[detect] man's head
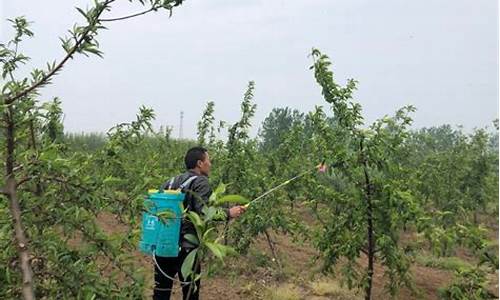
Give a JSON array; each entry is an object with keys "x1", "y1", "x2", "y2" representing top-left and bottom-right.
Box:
[{"x1": 185, "y1": 146, "x2": 211, "y2": 176}]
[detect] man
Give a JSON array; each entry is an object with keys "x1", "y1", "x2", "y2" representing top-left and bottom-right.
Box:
[{"x1": 153, "y1": 146, "x2": 246, "y2": 300}]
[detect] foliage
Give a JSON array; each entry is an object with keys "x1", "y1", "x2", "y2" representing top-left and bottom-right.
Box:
[
  {"x1": 0, "y1": 1, "x2": 186, "y2": 299},
  {"x1": 180, "y1": 206, "x2": 236, "y2": 295},
  {"x1": 259, "y1": 107, "x2": 307, "y2": 152},
  {"x1": 0, "y1": 4, "x2": 498, "y2": 299},
  {"x1": 438, "y1": 268, "x2": 497, "y2": 300},
  {"x1": 305, "y1": 49, "x2": 423, "y2": 299},
  {"x1": 197, "y1": 101, "x2": 216, "y2": 146}
]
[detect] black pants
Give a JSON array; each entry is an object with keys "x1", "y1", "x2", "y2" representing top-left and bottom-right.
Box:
[{"x1": 153, "y1": 248, "x2": 201, "y2": 300}]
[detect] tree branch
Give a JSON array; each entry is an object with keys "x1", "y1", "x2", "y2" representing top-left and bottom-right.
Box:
[
  {"x1": 99, "y1": 6, "x2": 157, "y2": 22},
  {"x1": 264, "y1": 229, "x2": 282, "y2": 271},
  {"x1": 16, "y1": 176, "x2": 33, "y2": 188},
  {"x1": 13, "y1": 164, "x2": 24, "y2": 173},
  {"x1": 3, "y1": 0, "x2": 114, "y2": 105},
  {"x1": 43, "y1": 176, "x2": 92, "y2": 193}
]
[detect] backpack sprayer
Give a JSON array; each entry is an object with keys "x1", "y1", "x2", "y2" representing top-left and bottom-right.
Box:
[
  {"x1": 139, "y1": 161, "x2": 327, "y2": 258},
  {"x1": 139, "y1": 176, "x2": 198, "y2": 257}
]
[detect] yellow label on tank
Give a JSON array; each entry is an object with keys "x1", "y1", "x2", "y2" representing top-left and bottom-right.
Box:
[{"x1": 147, "y1": 189, "x2": 182, "y2": 194}]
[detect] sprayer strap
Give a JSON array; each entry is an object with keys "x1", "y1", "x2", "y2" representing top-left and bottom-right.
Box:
[
  {"x1": 180, "y1": 176, "x2": 198, "y2": 191},
  {"x1": 158, "y1": 177, "x2": 175, "y2": 193},
  {"x1": 167, "y1": 177, "x2": 175, "y2": 189}
]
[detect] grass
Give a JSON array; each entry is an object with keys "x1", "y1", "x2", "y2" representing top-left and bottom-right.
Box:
[
  {"x1": 415, "y1": 254, "x2": 473, "y2": 271},
  {"x1": 309, "y1": 279, "x2": 360, "y2": 300},
  {"x1": 249, "y1": 248, "x2": 271, "y2": 268},
  {"x1": 266, "y1": 283, "x2": 302, "y2": 300},
  {"x1": 239, "y1": 282, "x2": 256, "y2": 297}
]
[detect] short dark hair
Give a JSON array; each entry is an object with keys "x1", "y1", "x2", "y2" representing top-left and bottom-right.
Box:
[{"x1": 185, "y1": 146, "x2": 208, "y2": 170}]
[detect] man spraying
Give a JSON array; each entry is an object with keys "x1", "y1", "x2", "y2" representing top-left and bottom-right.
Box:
[{"x1": 153, "y1": 147, "x2": 246, "y2": 300}]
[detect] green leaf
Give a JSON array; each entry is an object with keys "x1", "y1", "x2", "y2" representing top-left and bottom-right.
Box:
[
  {"x1": 214, "y1": 183, "x2": 226, "y2": 195},
  {"x1": 209, "y1": 183, "x2": 227, "y2": 204},
  {"x1": 184, "y1": 233, "x2": 199, "y2": 246},
  {"x1": 103, "y1": 176, "x2": 123, "y2": 185},
  {"x1": 186, "y1": 211, "x2": 204, "y2": 236},
  {"x1": 203, "y1": 206, "x2": 217, "y2": 221},
  {"x1": 181, "y1": 249, "x2": 198, "y2": 280},
  {"x1": 157, "y1": 209, "x2": 176, "y2": 224},
  {"x1": 205, "y1": 242, "x2": 236, "y2": 261},
  {"x1": 213, "y1": 195, "x2": 249, "y2": 206},
  {"x1": 5, "y1": 268, "x2": 10, "y2": 284},
  {"x1": 209, "y1": 192, "x2": 217, "y2": 204},
  {"x1": 202, "y1": 227, "x2": 216, "y2": 241}
]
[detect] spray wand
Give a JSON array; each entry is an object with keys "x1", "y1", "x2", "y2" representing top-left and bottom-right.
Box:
[{"x1": 243, "y1": 160, "x2": 327, "y2": 209}]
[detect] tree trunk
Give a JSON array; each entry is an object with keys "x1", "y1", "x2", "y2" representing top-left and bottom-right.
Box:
[
  {"x1": 7, "y1": 177, "x2": 35, "y2": 300},
  {"x1": 361, "y1": 139, "x2": 374, "y2": 300},
  {"x1": 5, "y1": 107, "x2": 35, "y2": 300},
  {"x1": 264, "y1": 229, "x2": 282, "y2": 271},
  {"x1": 222, "y1": 219, "x2": 230, "y2": 245},
  {"x1": 363, "y1": 167, "x2": 374, "y2": 300}
]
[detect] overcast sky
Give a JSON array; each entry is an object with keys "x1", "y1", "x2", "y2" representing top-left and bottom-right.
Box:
[{"x1": 1, "y1": 0, "x2": 498, "y2": 138}]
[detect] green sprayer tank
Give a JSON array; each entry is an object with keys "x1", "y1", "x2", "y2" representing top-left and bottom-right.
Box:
[
  {"x1": 139, "y1": 176, "x2": 197, "y2": 257},
  {"x1": 139, "y1": 190, "x2": 184, "y2": 257}
]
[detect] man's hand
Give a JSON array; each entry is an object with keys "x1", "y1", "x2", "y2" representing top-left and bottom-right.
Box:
[{"x1": 228, "y1": 205, "x2": 247, "y2": 219}]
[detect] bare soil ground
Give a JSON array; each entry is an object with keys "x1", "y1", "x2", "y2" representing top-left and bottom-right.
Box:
[{"x1": 95, "y1": 208, "x2": 499, "y2": 300}]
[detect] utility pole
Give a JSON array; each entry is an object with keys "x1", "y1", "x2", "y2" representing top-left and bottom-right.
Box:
[{"x1": 179, "y1": 111, "x2": 184, "y2": 139}]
